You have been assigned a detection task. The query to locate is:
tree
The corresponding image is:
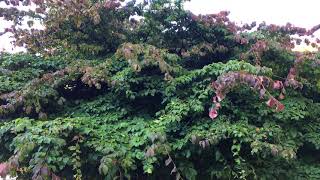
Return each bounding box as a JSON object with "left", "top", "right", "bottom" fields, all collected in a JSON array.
[{"left": 0, "top": 0, "right": 320, "bottom": 179}]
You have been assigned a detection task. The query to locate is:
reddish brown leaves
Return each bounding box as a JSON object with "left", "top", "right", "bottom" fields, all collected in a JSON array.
[
  {"left": 235, "top": 34, "right": 249, "bottom": 45},
  {"left": 209, "top": 108, "right": 218, "bottom": 119},
  {"left": 210, "top": 72, "right": 286, "bottom": 119},
  {"left": 116, "top": 43, "right": 173, "bottom": 80},
  {"left": 266, "top": 97, "right": 285, "bottom": 111},
  {"left": 284, "top": 52, "right": 305, "bottom": 89},
  {"left": 252, "top": 40, "right": 268, "bottom": 52},
  {"left": 276, "top": 103, "right": 285, "bottom": 112},
  {"left": 209, "top": 94, "right": 222, "bottom": 119},
  {"left": 249, "top": 40, "right": 269, "bottom": 65},
  {"left": 273, "top": 81, "right": 283, "bottom": 90},
  {"left": 0, "top": 163, "right": 9, "bottom": 178},
  {"left": 278, "top": 93, "right": 285, "bottom": 100},
  {"left": 266, "top": 97, "right": 277, "bottom": 108},
  {"left": 103, "top": 0, "right": 121, "bottom": 9}
]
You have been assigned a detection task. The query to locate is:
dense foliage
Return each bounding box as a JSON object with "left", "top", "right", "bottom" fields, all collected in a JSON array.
[{"left": 0, "top": 0, "right": 320, "bottom": 179}]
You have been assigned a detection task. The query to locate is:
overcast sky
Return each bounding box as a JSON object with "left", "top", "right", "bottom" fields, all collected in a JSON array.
[{"left": 1, "top": 0, "right": 320, "bottom": 52}]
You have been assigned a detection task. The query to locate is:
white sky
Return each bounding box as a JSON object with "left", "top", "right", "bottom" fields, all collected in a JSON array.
[
  {"left": 0, "top": 0, "right": 320, "bottom": 52},
  {"left": 185, "top": 0, "right": 320, "bottom": 29}
]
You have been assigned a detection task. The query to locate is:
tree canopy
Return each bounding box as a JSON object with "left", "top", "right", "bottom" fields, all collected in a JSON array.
[{"left": 0, "top": 0, "right": 320, "bottom": 179}]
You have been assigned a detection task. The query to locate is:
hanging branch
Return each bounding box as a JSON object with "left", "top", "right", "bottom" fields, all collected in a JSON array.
[{"left": 209, "top": 72, "right": 285, "bottom": 119}]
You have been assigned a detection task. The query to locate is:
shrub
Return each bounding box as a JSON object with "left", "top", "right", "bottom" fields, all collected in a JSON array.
[{"left": 0, "top": 0, "right": 320, "bottom": 179}]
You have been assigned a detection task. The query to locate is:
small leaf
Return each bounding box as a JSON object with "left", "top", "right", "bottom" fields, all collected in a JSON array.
[
  {"left": 205, "top": 139, "right": 210, "bottom": 147},
  {"left": 0, "top": 163, "right": 9, "bottom": 178},
  {"left": 259, "top": 88, "right": 266, "bottom": 98},
  {"left": 199, "top": 141, "right": 206, "bottom": 149},
  {"left": 279, "top": 93, "right": 285, "bottom": 100},
  {"left": 171, "top": 167, "right": 177, "bottom": 174},
  {"left": 165, "top": 157, "right": 172, "bottom": 166},
  {"left": 164, "top": 73, "right": 173, "bottom": 81},
  {"left": 215, "top": 102, "right": 221, "bottom": 109},
  {"left": 191, "top": 135, "right": 197, "bottom": 144},
  {"left": 69, "top": 146, "right": 76, "bottom": 151},
  {"left": 212, "top": 96, "right": 217, "bottom": 103},
  {"left": 145, "top": 148, "right": 155, "bottom": 157},
  {"left": 209, "top": 108, "right": 218, "bottom": 119},
  {"left": 176, "top": 172, "right": 181, "bottom": 180},
  {"left": 25, "top": 106, "right": 32, "bottom": 114},
  {"left": 276, "top": 103, "right": 285, "bottom": 112},
  {"left": 99, "top": 164, "right": 109, "bottom": 175},
  {"left": 132, "top": 64, "right": 141, "bottom": 72},
  {"left": 266, "top": 98, "right": 277, "bottom": 108},
  {"left": 40, "top": 166, "right": 49, "bottom": 176},
  {"left": 216, "top": 93, "right": 224, "bottom": 102},
  {"left": 273, "top": 80, "right": 283, "bottom": 90},
  {"left": 38, "top": 112, "right": 47, "bottom": 120},
  {"left": 146, "top": 167, "right": 152, "bottom": 174},
  {"left": 211, "top": 82, "right": 218, "bottom": 89}
]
